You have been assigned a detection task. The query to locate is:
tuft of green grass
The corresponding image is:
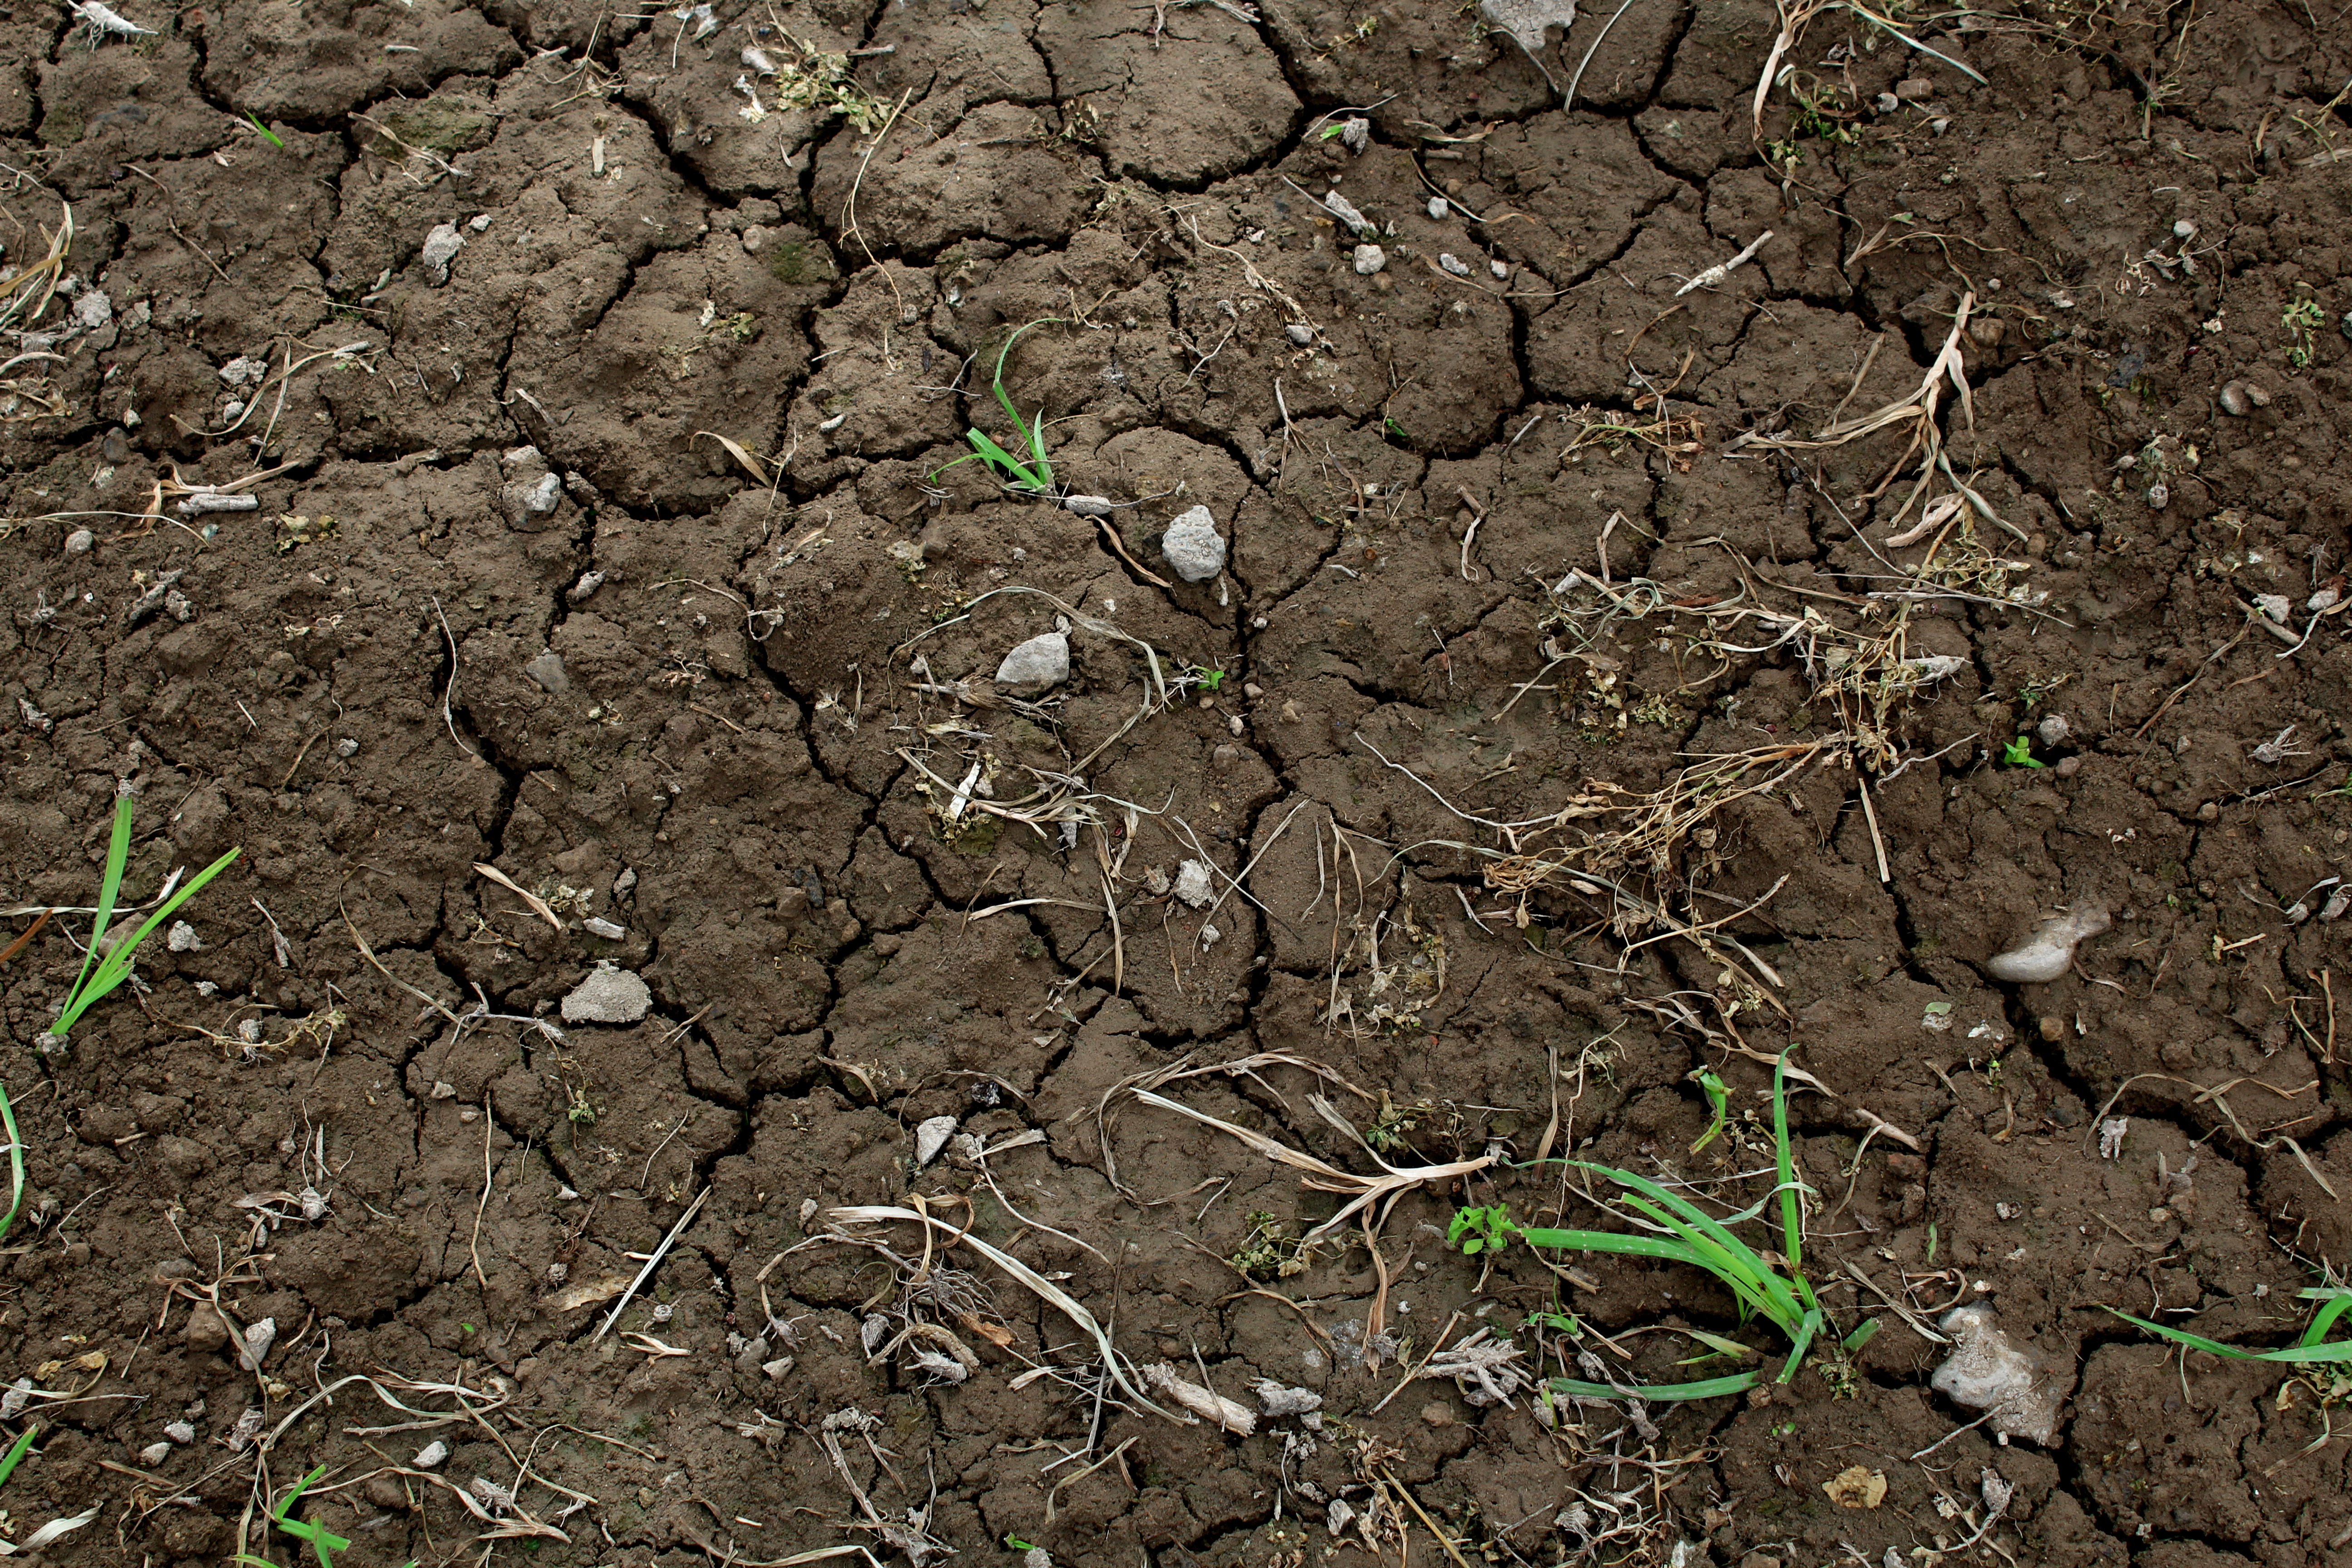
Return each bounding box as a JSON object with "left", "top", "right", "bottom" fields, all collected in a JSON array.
[
  {"left": 1688, "top": 1066, "right": 1730, "bottom": 1155},
  {"left": 1999, "top": 735, "right": 2042, "bottom": 769},
  {"left": 931, "top": 319, "right": 1062, "bottom": 495},
  {"left": 1453, "top": 1053, "right": 1876, "bottom": 1402},
  {"left": 40, "top": 788, "right": 239, "bottom": 1052}
]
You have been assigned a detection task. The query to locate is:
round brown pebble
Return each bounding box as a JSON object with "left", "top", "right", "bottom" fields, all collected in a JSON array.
[
  {"left": 2197, "top": 801, "right": 2219, "bottom": 821},
  {"left": 2038, "top": 1015, "right": 2064, "bottom": 1042},
  {"left": 1419, "top": 1401, "right": 1454, "bottom": 1428},
  {"left": 2054, "top": 755, "right": 2082, "bottom": 777}
]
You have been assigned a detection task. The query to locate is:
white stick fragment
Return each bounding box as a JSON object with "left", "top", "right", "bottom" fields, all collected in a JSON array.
[
  {"left": 69, "top": 0, "right": 155, "bottom": 36},
  {"left": 1675, "top": 230, "right": 1773, "bottom": 296},
  {"left": 1142, "top": 1364, "right": 1256, "bottom": 1435}
]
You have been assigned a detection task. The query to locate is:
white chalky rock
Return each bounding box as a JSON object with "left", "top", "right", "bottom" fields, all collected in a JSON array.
[
  {"left": 1160, "top": 505, "right": 1226, "bottom": 582},
  {"left": 1062, "top": 494, "right": 1116, "bottom": 518},
  {"left": 1931, "top": 1303, "right": 2073, "bottom": 1445},
  {"left": 561, "top": 962, "right": 652, "bottom": 1024},
  {"left": 1352, "top": 244, "right": 1387, "bottom": 275},
  {"left": 1286, "top": 323, "right": 1314, "bottom": 345},
  {"left": 418, "top": 223, "right": 466, "bottom": 284},
  {"left": 140, "top": 1441, "right": 172, "bottom": 1467},
  {"left": 1321, "top": 191, "right": 1373, "bottom": 235},
  {"left": 414, "top": 1440, "right": 449, "bottom": 1469},
  {"left": 1173, "top": 859, "right": 1215, "bottom": 908},
  {"left": 995, "top": 631, "right": 1070, "bottom": 690},
  {"left": 1427, "top": 196, "right": 1447, "bottom": 219},
  {"left": 1439, "top": 253, "right": 1470, "bottom": 276},
  {"left": 914, "top": 1116, "right": 958, "bottom": 1167}
]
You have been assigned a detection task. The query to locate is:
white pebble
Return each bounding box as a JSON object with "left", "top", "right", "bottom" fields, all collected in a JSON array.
[{"left": 1352, "top": 244, "right": 1387, "bottom": 276}]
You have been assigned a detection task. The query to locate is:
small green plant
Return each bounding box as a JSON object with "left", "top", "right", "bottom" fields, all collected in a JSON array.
[
  {"left": 1446, "top": 1203, "right": 1518, "bottom": 1256},
  {"left": 1362, "top": 1091, "right": 1426, "bottom": 1153},
  {"left": 244, "top": 111, "right": 284, "bottom": 148},
  {"left": 259, "top": 1465, "right": 350, "bottom": 1568},
  {"left": 1999, "top": 735, "right": 2042, "bottom": 769},
  {"left": 1229, "top": 1212, "right": 1311, "bottom": 1279},
  {"left": 1688, "top": 1067, "right": 1730, "bottom": 1156},
  {"left": 1190, "top": 664, "right": 1228, "bottom": 693},
  {"left": 2284, "top": 295, "right": 2326, "bottom": 368},
  {"left": 41, "top": 789, "right": 239, "bottom": 1051},
  {"left": 1451, "top": 1054, "right": 1875, "bottom": 1402},
  {"left": 931, "top": 319, "right": 1062, "bottom": 494},
  {"left": 1005, "top": 1539, "right": 1038, "bottom": 1553}
]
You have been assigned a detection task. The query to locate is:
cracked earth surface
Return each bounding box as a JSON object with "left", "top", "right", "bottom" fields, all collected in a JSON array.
[{"left": 2, "top": 0, "right": 2352, "bottom": 1561}]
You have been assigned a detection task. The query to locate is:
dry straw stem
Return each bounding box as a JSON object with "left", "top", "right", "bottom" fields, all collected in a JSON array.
[
  {"left": 2083, "top": 1071, "right": 2337, "bottom": 1199},
  {"left": 821, "top": 1205, "right": 1186, "bottom": 1424},
  {"left": 0, "top": 202, "right": 72, "bottom": 334},
  {"left": 1095, "top": 1054, "right": 1491, "bottom": 1240}
]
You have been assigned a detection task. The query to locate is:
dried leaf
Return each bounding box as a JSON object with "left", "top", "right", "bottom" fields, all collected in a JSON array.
[
  {"left": 550, "top": 1274, "right": 633, "bottom": 1311},
  {"left": 1823, "top": 1465, "right": 1888, "bottom": 1510}
]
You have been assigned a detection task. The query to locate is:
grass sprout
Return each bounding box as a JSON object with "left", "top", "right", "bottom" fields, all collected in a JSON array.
[
  {"left": 930, "top": 318, "right": 1063, "bottom": 494},
  {"left": 40, "top": 787, "right": 240, "bottom": 1051},
  {"left": 1458, "top": 1053, "right": 1876, "bottom": 1403}
]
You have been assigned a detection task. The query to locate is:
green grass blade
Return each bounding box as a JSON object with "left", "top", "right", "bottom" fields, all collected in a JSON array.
[
  {"left": 0, "top": 1426, "right": 37, "bottom": 1491},
  {"left": 2104, "top": 1306, "right": 2352, "bottom": 1363},
  {"left": 1770, "top": 1054, "right": 1820, "bottom": 1315},
  {"left": 1842, "top": 1316, "right": 1882, "bottom": 1352},
  {"left": 0, "top": 1082, "right": 21, "bottom": 1249},
  {"left": 1607, "top": 1192, "right": 1795, "bottom": 1328},
  {"left": 962, "top": 430, "right": 1044, "bottom": 492},
  {"left": 2296, "top": 1288, "right": 2352, "bottom": 1348},
  {"left": 1517, "top": 1226, "right": 1707, "bottom": 1268},
  {"left": 1548, "top": 1371, "right": 1760, "bottom": 1402},
  {"left": 1774, "top": 1307, "right": 1822, "bottom": 1383},
  {"left": 59, "top": 792, "right": 135, "bottom": 1025},
  {"left": 54, "top": 846, "right": 239, "bottom": 1035}
]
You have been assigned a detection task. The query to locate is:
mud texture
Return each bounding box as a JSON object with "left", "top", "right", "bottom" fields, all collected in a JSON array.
[{"left": 2, "top": 0, "right": 2352, "bottom": 1563}]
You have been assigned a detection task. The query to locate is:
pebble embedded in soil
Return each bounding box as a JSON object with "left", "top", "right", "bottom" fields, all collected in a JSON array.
[
  {"left": 1352, "top": 244, "right": 1387, "bottom": 275},
  {"left": 523, "top": 651, "right": 571, "bottom": 695},
  {"left": 1439, "top": 253, "right": 1470, "bottom": 276},
  {"left": 995, "top": 631, "right": 1069, "bottom": 690},
  {"left": 63, "top": 528, "right": 93, "bottom": 555},
  {"left": 418, "top": 223, "right": 466, "bottom": 284},
  {"left": 1931, "top": 1303, "right": 2072, "bottom": 1445},
  {"left": 2217, "top": 379, "right": 2270, "bottom": 416},
  {"left": 1286, "top": 323, "right": 1313, "bottom": 345},
  {"left": 1062, "top": 494, "right": 1115, "bottom": 517},
  {"left": 1160, "top": 505, "right": 1227, "bottom": 582},
  {"left": 560, "top": 962, "right": 652, "bottom": 1024},
  {"left": 2036, "top": 714, "right": 2069, "bottom": 747},
  {"left": 1173, "top": 859, "right": 1215, "bottom": 908}
]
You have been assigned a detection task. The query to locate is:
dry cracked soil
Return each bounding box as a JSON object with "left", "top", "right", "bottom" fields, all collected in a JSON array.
[{"left": 2, "top": 0, "right": 2352, "bottom": 1563}]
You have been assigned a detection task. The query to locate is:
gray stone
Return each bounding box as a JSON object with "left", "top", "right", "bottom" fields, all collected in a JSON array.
[
  {"left": 1062, "top": 495, "right": 1116, "bottom": 518},
  {"left": 419, "top": 223, "right": 466, "bottom": 285},
  {"left": 1439, "top": 253, "right": 1470, "bottom": 276},
  {"left": 1285, "top": 323, "right": 1313, "bottom": 345},
  {"left": 64, "top": 528, "right": 94, "bottom": 555},
  {"left": 1321, "top": 190, "right": 1373, "bottom": 235},
  {"left": 1352, "top": 244, "right": 1387, "bottom": 275},
  {"left": 995, "top": 631, "right": 1069, "bottom": 689},
  {"left": 1173, "top": 859, "right": 1215, "bottom": 908},
  {"left": 523, "top": 652, "right": 570, "bottom": 694},
  {"left": 1160, "top": 505, "right": 1226, "bottom": 582},
  {"left": 583, "top": 916, "right": 626, "bottom": 940},
  {"left": 561, "top": 962, "right": 652, "bottom": 1024}
]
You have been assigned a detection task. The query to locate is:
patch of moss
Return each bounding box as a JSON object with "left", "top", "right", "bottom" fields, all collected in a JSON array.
[{"left": 766, "top": 240, "right": 835, "bottom": 286}]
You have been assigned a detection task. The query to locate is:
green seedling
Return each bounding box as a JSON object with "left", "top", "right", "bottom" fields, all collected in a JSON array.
[
  {"left": 1999, "top": 735, "right": 2042, "bottom": 769},
  {"left": 1453, "top": 1054, "right": 1876, "bottom": 1403},
  {"left": 268, "top": 1465, "right": 351, "bottom": 1568},
  {"left": 2284, "top": 296, "right": 2326, "bottom": 368},
  {"left": 1689, "top": 1067, "right": 1730, "bottom": 1155},
  {"left": 2107, "top": 1286, "right": 2351, "bottom": 1373},
  {"left": 1186, "top": 663, "right": 1228, "bottom": 693},
  {"left": 1446, "top": 1204, "right": 1517, "bottom": 1256},
  {"left": 1005, "top": 1539, "right": 1038, "bottom": 1553},
  {"left": 932, "top": 319, "right": 1062, "bottom": 494},
  {"left": 42, "top": 789, "right": 239, "bottom": 1049},
  {"left": 244, "top": 112, "right": 284, "bottom": 148}
]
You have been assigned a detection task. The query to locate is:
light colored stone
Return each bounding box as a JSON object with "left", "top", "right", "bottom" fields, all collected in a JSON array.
[
  {"left": 64, "top": 528, "right": 95, "bottom": 555},
  {"left": 995, "top": 631, "right": 1069, "bottom": 689},
  {"left": 1285, "top": 323, "right": 1313, "bottom": 345},
  {"left": 1352, "top": 244, "right": 1387, "bottom": 275},
  {"left": 1160, "top": 505, "right": 1226, "bottom": 582},
  {"left": 1173, "top": 859, "right": 1215, "bottom": 908},
  {"left": 1439, "top": 253, "right": 1470, "bottom": 276},
  {"left": 1931, "top": 1303, "right": 2072, "bottom": 1445},
  {"left": 1321, "top": 190, "right": 1373, "bottom": 235},
  {"left": 523, "top": 651, "right": 571, "bottom": 694},
  {"left": 561, "top": 962, "right": 652, "bottom": 1024},
  {"left": 583, "top": 916, "right": 626, "bottom": 940},
  {"left": 914, "top": 1116, "right": 957, "bottom": 1166},
  {"left": 419, "top": 223, "right": 466, "bottom": 284},
  {"left": 1062, "top": 495, "right": 1115, "bottom": 518}
]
